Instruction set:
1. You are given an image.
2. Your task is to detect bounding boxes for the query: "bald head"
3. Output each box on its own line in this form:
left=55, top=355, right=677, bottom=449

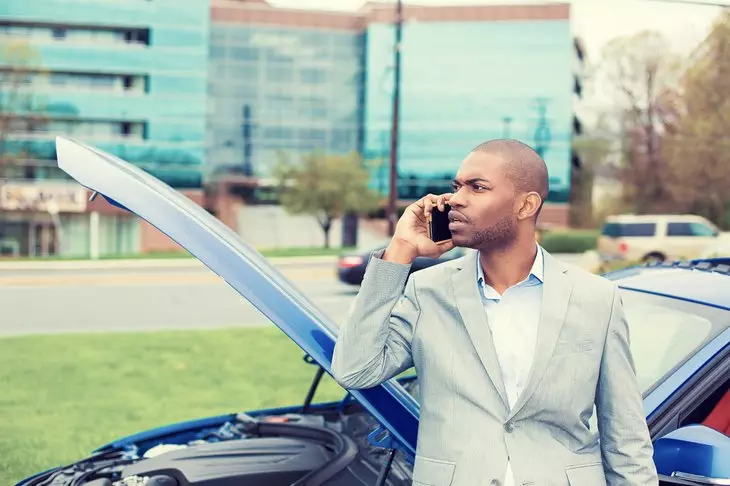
left=472, top=139, right=549, bottom=213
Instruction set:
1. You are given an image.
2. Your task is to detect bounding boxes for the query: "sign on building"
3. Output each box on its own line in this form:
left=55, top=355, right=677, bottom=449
left=0, top=182, right=87, bottom=213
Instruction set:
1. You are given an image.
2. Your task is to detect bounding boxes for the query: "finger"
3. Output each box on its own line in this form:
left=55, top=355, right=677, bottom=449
left=437, top=193, right=454, bottom=212
left=437, top=196, right=445, bottom=212
left=438, top=239, right=454, bottom=250
left=423, top=197, right=436, bottom=219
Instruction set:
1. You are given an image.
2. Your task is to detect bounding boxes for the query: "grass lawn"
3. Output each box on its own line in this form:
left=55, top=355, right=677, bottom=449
left=0, top=327, right=347, bottom=485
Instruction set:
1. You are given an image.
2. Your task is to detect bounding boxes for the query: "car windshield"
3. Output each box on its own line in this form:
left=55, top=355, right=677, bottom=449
left=620, top=289, right=729, bottom=395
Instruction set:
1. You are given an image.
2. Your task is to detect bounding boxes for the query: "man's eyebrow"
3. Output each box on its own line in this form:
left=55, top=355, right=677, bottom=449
left=453, top=178, right=491, bottom=185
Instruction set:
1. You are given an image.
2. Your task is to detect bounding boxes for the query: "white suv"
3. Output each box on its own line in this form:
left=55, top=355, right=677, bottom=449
left=597, top=214, right=726, bottom=263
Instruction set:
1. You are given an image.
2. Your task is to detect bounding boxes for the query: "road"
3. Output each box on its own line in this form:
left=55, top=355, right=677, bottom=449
left=0, top=254, right=589, bottom=337
left=0, top=258, right=357, bottom=337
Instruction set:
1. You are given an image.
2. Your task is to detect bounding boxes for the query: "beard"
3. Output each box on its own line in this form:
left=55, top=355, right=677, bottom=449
left=454, top=214, right=517, bottom=252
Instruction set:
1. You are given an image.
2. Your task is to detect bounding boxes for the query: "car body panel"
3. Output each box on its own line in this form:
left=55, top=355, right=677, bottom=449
left=654, top=425, right=730, bottom=481
left=604, top=264, right=730, bottom=311
left=54, top=137, right=420, bottom=457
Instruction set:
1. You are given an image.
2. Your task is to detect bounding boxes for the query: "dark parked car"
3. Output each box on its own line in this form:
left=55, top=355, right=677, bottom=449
left=19, top=137, right=730, bottom=486
left=337, top=246, right=467, bottom=285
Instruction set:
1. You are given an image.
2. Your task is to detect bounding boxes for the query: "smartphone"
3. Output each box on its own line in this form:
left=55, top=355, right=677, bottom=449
left=428, top=204, right=452, bottom=243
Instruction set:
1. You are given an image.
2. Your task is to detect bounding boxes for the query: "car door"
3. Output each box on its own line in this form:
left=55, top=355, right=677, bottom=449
left=665, top=221, right=719, bottom=260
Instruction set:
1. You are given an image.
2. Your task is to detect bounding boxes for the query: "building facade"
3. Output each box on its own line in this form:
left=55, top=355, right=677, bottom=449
left=209, top=1, right=583, bottom=232
left=207, top=0, right=365, bottom=180
left=0, top=0, right=209, bottom=257
left=363, top=3, right=580, bottom=214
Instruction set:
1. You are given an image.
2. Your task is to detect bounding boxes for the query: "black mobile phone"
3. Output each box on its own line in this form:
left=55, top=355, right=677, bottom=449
left=428, top=204, right=452, bottom=243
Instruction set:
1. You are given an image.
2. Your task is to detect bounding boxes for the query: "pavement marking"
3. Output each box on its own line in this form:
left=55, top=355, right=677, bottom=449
left=0, top=268, right=337, bottom=288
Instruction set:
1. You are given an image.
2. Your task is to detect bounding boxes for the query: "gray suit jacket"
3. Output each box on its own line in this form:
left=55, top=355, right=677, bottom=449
left=332, top=248, right=658, bottom=486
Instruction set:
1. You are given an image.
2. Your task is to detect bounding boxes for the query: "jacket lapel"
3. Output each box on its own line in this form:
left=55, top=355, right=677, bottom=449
left=452, top=250, right=509, bottom=409
left=507, top=251, right=573, bottom=421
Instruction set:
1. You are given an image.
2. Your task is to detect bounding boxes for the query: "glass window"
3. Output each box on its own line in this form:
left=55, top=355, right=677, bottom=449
left=230, top=47, right=259, bottom=61
left=667, top=222, right=716, bottom=237
left=89, top=75, right=115, bottom=88
left=298, top=98, right=327, bottom=119
left=227, top=62, right=258, bottom=81
left=210, top=45, right=226, bottom=59
left=263, top=126, right=294, bottom=140
left=299, top=128, right=327, bottom=141
left=602, top=222, right=656, bottom=237
left=620, top=289, right=729, bottom=394
left=300, top=68, right=326, bottom=84
left=667, top=222, right=693, bottom=236
left=266, top=94, right=293, bottom=109
left=690, top=222, right=717, bottom=237
left=266, top=65, right=293, bottom=83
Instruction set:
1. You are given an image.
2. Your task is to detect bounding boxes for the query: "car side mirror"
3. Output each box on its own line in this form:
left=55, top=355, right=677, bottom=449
left=653, top=425, right=730, bottom=485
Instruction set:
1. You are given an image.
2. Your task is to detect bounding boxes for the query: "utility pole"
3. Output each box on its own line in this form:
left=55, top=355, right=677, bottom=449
left=242, top=104, right=253, bottom=177
left=387, top=0, right=403, bottom=236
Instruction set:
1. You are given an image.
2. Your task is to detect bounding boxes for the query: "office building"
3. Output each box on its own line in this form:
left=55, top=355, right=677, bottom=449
left=209, top=1, right=584, bottom=233
left=0, top=0, right=209, bottom=257
left=363, top=2, right=583, bottom=225
left=207, top=0, right=364, bottom=175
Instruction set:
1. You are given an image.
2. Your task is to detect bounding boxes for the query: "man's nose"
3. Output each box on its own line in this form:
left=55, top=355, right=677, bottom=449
left=448, top=188, right=467, bottom=208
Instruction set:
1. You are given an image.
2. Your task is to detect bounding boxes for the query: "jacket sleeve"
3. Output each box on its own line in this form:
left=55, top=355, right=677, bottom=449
left=596, top=285, right=659, bottom=486
left=331, top=250, right=420, bottom=389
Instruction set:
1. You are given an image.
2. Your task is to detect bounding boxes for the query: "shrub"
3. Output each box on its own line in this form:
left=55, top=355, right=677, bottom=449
left=541, top=229, right=600, bottom=254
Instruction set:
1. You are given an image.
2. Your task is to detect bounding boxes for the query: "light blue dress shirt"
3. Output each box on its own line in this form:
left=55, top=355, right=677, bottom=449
left=476, top=245, right=545, bottom=486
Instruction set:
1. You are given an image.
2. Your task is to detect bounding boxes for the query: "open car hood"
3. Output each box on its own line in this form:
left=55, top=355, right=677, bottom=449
left=54, top=137, right=420, bottom=456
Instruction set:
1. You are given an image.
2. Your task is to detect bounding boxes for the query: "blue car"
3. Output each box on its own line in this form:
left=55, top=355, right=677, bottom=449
left=19, top=137, right=730, bottom=486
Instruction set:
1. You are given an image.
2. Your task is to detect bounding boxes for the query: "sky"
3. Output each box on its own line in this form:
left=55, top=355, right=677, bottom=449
left=267, top=0, right=725, bottom=60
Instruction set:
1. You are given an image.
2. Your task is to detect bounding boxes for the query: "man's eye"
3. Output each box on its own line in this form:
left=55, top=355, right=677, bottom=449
left=472, top=184, right=487, bottom=191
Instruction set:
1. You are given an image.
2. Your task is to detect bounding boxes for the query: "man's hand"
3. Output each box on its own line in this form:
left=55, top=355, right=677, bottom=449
left=383, top=193, right=455, bottom=264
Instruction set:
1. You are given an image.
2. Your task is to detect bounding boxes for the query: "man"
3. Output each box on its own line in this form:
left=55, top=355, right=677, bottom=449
left=332, top=139, right=658, bottom=486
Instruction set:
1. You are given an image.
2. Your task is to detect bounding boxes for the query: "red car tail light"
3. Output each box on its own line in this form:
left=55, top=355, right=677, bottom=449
left=338, top=256, right=363, bottom=268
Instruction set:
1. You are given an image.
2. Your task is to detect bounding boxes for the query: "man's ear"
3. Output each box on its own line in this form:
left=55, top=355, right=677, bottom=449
left=517, top=192, right=542, bottom=221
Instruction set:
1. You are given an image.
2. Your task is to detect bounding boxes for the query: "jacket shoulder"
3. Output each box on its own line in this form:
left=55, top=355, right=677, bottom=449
left=408, top=252, right=468, bottom=285
left=554, top=255, right=618, bottom=303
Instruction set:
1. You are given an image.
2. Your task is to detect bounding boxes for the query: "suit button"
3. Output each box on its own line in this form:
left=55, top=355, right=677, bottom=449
left=504, top=422, right=514, bottom=433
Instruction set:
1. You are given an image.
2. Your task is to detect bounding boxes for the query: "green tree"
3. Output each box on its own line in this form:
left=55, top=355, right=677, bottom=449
left=0, top=40, right=47, bottom=176
left=662, top=13, right=730, bottom=228
left=274, top=151, right=381, bottom=248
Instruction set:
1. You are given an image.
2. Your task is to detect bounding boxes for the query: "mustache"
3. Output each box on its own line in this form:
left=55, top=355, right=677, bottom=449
left=448, top=211, right=471, bottom=224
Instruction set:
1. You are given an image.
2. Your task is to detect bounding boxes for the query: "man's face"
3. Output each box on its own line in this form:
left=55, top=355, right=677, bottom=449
left=447, top=151, right=519, bottom=251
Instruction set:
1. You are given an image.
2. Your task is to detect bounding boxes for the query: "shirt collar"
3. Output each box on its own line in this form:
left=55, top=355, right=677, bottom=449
left=477, top=244, right=545, bottom=289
